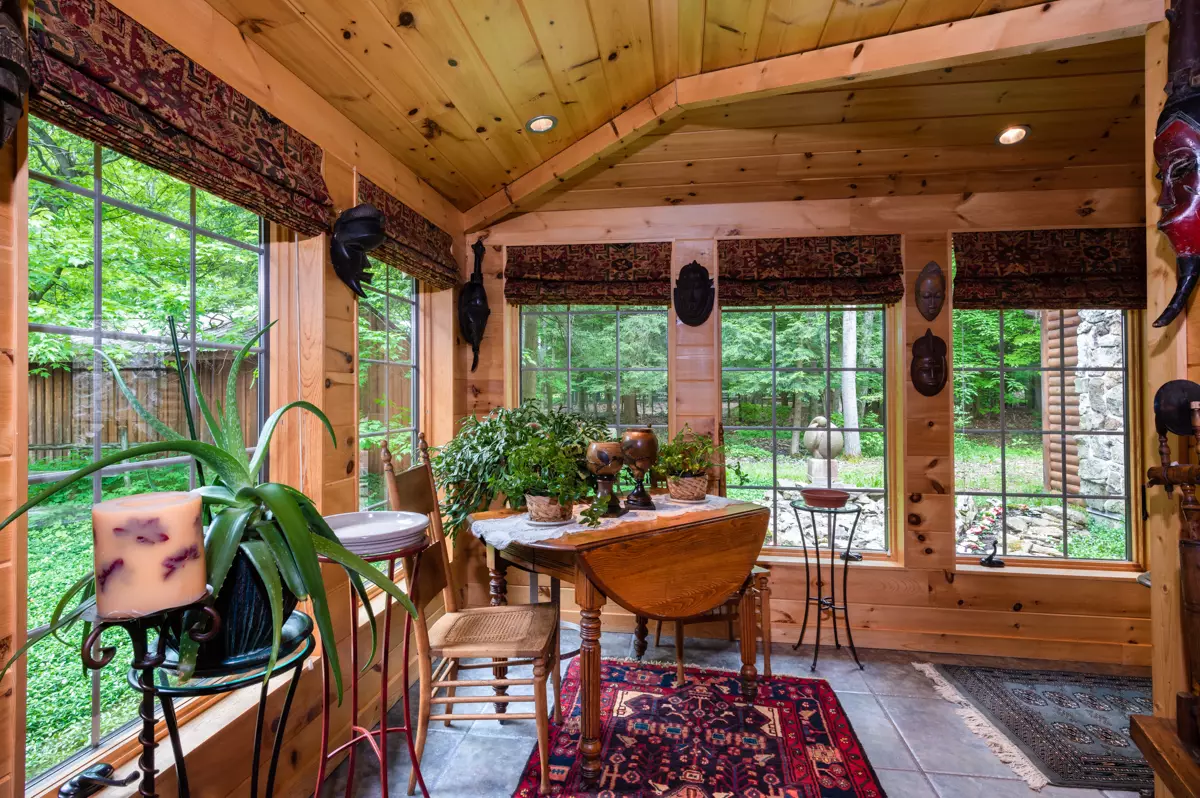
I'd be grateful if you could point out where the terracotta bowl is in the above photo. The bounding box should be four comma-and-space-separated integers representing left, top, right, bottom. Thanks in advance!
800, 488, 850, 508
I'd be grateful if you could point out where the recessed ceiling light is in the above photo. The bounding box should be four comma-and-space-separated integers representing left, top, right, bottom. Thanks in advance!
526, 115, 557, 134
997, 125, 1031, 145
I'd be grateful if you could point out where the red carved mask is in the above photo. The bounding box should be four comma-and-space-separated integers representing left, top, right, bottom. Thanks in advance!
1156, 113, 1200, 257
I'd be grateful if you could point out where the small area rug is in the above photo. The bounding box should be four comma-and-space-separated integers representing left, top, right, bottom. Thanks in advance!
513, 658, 887, 797
914, 663, 1153, 793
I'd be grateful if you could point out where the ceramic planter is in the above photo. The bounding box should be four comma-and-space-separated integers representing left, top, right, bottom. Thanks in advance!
526, 494, 573, 522
667, 474, 709, 501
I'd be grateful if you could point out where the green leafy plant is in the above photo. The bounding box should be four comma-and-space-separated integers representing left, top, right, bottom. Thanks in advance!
430, 401, 607, 534
653, 425, 718, 478
0, 325, 414, 702
496, 437, 591, 506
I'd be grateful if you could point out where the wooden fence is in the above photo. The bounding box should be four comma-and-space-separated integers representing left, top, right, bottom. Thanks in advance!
28, 355, 259, 464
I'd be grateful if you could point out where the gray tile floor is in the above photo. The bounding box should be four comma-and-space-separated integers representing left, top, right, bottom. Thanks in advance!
320, 627, 1149, 798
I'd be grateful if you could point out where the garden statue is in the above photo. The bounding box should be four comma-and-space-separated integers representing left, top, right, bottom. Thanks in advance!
673, 260, 715, 326
803, 417, 842, 486
330, 203, 385, 298
911, 329, 948, 397
620, 426, 659, 510
0, 0, 28, 148
915, 261, 945, 322
459, 239, 491, 372
1153, 0, 1200, 328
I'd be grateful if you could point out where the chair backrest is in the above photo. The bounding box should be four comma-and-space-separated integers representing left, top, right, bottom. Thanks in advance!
382, 435, 458, 614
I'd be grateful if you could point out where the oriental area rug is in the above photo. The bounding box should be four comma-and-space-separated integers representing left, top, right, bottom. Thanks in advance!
512, 658, 886, 798
914, 663, 1153, 793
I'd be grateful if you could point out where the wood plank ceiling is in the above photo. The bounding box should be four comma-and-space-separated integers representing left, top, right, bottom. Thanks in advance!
530, 38, 1146, 212
204, 0, 1059, 211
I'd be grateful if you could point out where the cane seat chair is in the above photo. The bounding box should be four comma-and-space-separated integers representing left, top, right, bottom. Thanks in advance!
645, 565, 772, 684
383, 437, 561, 796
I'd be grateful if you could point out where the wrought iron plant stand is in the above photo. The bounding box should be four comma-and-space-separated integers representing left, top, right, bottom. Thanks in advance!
75, 593, 315, 798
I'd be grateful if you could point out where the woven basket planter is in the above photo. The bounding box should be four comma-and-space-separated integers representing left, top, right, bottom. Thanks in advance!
526, 494, 573, 522
667, 474, 709, 501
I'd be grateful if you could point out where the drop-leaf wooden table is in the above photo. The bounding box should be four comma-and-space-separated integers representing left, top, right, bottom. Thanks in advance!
469, 501, 769, 782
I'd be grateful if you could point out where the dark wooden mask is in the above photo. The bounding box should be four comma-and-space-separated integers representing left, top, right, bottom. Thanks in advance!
458, 239, 490, 372
330, 203, 385, 298
915, 261, 945, 322
911, 328, 948, 397
673, 260, 715, 327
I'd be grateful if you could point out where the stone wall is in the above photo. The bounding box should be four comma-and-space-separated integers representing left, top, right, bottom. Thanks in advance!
1073, 309, 1125, 513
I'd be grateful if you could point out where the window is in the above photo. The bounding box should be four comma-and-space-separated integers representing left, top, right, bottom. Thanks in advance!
25, 117, 266, 781
953, 309, 1131, 560
519, 305, 668, 431
358, 260, 419, 510
721, 306, 888, 550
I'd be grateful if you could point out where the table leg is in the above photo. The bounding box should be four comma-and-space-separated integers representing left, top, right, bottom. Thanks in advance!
738, 588, 760, 703
486, 545, 510, 714
634, 616, 648, 660
577, 572, 607, 783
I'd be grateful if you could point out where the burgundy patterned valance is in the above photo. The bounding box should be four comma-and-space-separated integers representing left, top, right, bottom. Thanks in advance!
952, 228, 1146, 310
718, 235, 903, 306
29, 0, 334, 236
356, 176, 456, 291
504, 242, 672, 306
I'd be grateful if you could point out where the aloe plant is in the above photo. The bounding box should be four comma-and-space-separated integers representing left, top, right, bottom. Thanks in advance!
0, 324, 414, 702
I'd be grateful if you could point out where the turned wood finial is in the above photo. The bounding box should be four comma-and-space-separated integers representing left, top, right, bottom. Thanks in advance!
381, 440, 394, 473
418, 432, 431, 466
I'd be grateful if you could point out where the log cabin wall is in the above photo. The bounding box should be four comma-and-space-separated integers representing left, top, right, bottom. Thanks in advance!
459, 187, 1153, 668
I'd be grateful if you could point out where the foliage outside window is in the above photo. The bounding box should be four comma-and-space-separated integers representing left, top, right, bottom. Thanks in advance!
519, 305, 668, 433
24, 117, 266, 781
953, 309, 1131, 560
358, 260, 418, 510
722, 307, 887, 549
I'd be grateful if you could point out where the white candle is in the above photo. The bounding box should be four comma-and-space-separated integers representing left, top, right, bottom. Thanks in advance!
92, 492, 207, 619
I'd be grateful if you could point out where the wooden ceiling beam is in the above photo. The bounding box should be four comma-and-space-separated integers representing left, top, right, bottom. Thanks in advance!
465, 0, 1162, 231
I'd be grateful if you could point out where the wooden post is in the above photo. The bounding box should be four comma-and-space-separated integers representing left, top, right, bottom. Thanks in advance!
1145, 18, 1189, 798
668, 239, 720, 442
902, 233, 956, 570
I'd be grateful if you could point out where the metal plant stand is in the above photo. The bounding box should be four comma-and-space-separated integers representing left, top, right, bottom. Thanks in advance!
80, 598, 315, 798
313, 538, 432, 798
789, 498, 865, 672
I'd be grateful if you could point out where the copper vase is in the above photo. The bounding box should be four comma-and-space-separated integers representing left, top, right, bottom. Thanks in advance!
620, 426, 659, 510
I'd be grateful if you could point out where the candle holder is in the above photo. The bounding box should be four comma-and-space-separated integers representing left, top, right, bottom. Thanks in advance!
82, 595, 220, 798
79, 594, 317, 798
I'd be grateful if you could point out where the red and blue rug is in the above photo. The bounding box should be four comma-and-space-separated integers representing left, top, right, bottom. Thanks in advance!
513, 658, 887, 797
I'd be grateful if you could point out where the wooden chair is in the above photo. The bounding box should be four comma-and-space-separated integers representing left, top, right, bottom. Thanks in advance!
643, 565, 772, 684
383, 437, 561, 796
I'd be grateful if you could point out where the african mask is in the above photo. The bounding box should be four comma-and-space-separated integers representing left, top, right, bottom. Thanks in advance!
330, 203, 385, 298
0, 0, 28, 148
1153, 0, 1200, 328
673, 260, 715, 326
915, 261, 945, 322
911, 329, 948, 397
458, 239, 491, 372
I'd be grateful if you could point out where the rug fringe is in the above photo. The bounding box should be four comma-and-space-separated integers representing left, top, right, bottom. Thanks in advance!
912, 663, 1050, 792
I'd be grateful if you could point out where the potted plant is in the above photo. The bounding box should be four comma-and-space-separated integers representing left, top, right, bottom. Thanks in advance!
0, 325, 413, 702
496, 436, 592, 522
430, 401, 607, 532
654, 425, 718, 501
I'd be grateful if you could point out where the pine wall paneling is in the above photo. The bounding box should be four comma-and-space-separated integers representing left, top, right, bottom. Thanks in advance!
0, 117, 27, 798
468, 187, 1152, 667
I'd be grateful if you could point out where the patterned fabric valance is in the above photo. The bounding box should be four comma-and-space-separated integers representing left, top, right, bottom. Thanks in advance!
717, 235, 903, 306
504, 242, 672, 306
356, 176, 456, 291
952, 228, 1146, 310
29, 0, 334, 236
